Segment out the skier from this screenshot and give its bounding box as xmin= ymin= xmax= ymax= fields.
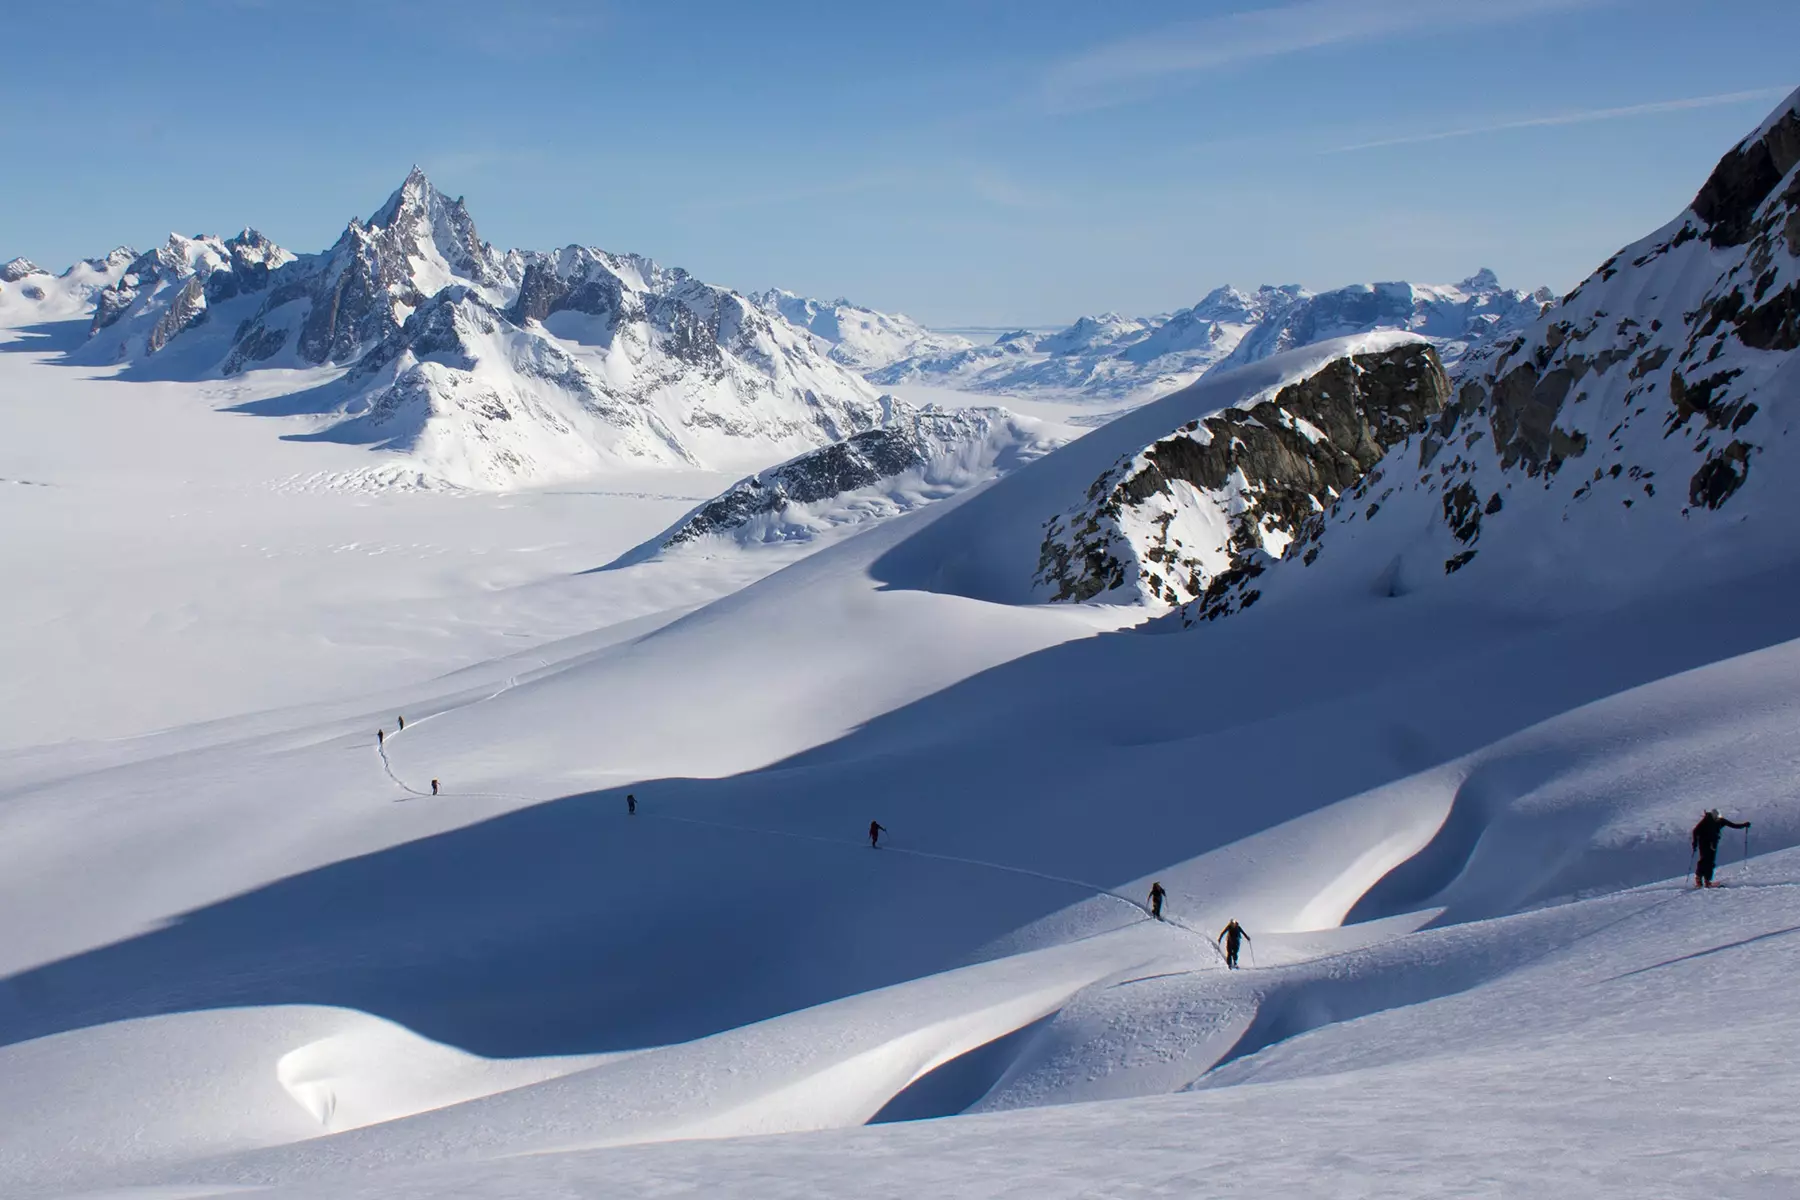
xmin=377 ymin=729 xmax=384 ymax=747
xmin=869 ymin=820 xmax=887 ymax=848
xmin=1148 ymin=881 xmax=1166 ymax=920
xmin=1218 ymin=919 xmax=1251 ymax=969
xmin=626 ymin=793 xmax=637 ymax=815
xmin=397 ymin=715 xmax=404 ymax=731
xmin=431 ymin=778 xmax=439 ymax=796
xmin=1692 ymin=808 xmax=1750 ymax=888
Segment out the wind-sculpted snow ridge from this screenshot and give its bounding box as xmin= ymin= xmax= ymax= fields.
xmin=22 ymin=167 xmax=885 ymax=488
xmin=752 ymin=289 xmax=973 ymax=370
xmin=1036 ymin=341 xmax=1450 ymax=606
xmin=869 ymin=274 xmax=1544 ymax=403
xmin=617 ymin=398 xmax=1059 ymax=563
xmin=1188 ymin=85 xmax=1800 ymax=624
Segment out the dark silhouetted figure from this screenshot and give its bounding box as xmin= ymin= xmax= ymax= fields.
xmin=431 ymin=779 xmax=439 ymax=796
xmin=627 ymin=793 xmax=637 ymax=815
xmin=1148 ymin=881 xmax=1166 ymax=920
xmin=869 ymin=820 xmax=887 ymax=848
xmin=1693 ymin=808 xmax=1750 ymax=888
xmin=397 ymin=715 xmax=404 ymax=731
xmin=1218 ymin=920 xmax=1250 ymax=969
xmin=377 ymin=729 xmax=384 ymax=746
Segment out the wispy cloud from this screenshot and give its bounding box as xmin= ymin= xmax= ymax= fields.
xmin=1327 ymin=87 xmax=1795 ymax=152
xmin=1044 ymin=0 xmax=1604 ymax=113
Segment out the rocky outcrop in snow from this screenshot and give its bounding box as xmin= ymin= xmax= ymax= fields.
xmin=1 ymin=258 xmax=47 ymax=284
xmin=751 ymin=290 xmax=971 ymax=371
xmin=1035 ymin=342 xmax=1450 ymax=606
xmin=1189 ymin=87 xmax=1800 ymax=622
xmin=85 ymin=231 xmax=293 ymax=357
xmin=627 ymin=399 xmax=1055 ymax=560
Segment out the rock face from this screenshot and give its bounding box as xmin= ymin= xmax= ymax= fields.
xmin=635 ymin=400 xmax=1054 ymax=558
xmin=87 ymin=230 xmax=293 ymax=354
xmin=1036 ymin=342 xmax=1450 ymax=606
xmin=1188 ymin=86 xmax=1800 ymax=622
xmin=750 ymin=290 xmax=971 ymax=371
xmin=1 ymin=258 xmax=46 ymax=284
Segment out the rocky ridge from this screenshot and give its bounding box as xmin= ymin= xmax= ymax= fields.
xmin=1035 ymin=341 xmax=1451 ymax=606
xmin=1186 ymin=86 xmax=1800 ymax=623
xmin=630 ymin=398 xmax=1054 ymax=560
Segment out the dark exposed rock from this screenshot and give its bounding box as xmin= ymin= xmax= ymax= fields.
xmin=658 ymin=404 xmax=1011 ymax=548
xmin=1443 ymin=481 xmax=1482 ymax=544
xmin=145 ymin=276 xmax=208 ymax=354
xmin=1444 ymin=550 xmax=1477 ymax=575
xmin=1734 ymin=282 xmax=1800 ymax=350
xmin=1692 ymin=107 xmax=1800 ymax=247
xmin=1 ymin=257 xmax=46 ymax=283
xmin=221 ymin=325 xmax=288 ymax=374
xmin=1039 ymin=342 xmax=1451 ymax=605
xmin=1689 ymin=440 xmax=1753 ymax=509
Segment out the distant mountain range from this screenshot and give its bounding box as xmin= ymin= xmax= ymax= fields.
xmin=749 ymin=290 xmax=971 ymax=371
xmin=864 ymin=271 xmax=1552 ymax=402
xmin=2 ymin=170 xmax=1551 ymax=494
xmin=3 ymin=169 xmax=887 ymax=489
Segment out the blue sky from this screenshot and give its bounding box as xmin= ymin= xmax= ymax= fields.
xmin=3 ymin=0 xmax=1795 ymax=325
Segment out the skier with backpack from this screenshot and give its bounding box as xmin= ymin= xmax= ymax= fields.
xmin=869 ymin=820 xmax=886 ymax=848
xmin=1218 ymin=919 xmax=1251 ymax=969
xmin=626 ymin=793 xmax=637 ymax=815
xmin=1692 ymin=808 xmax=1750 ymax=888
xmin=1148 ymin=881 xmax=1166 ymax=920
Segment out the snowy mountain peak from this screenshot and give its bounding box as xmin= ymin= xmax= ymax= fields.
xmin=1 ymin=257 xmax=46 ymax=283
xmin=748 ymin=289 xmax=971 ymax=370
xmin=356 ymin=166 xmax=509 ymax=295
xmin=363 ymin=166 xmax=503 ymax=289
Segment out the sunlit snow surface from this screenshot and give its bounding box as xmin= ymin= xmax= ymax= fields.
xmin=5 ymin=256 xmax=1800 ymax=1195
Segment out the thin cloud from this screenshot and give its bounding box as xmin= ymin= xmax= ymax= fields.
xmin=1327 ymin=87 xmax=1795 ymax=152
xmin=1045 ymin=0 xmax=1604 ymax=113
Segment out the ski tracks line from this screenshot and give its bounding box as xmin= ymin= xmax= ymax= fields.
xmin=640 ymin=810 xmax=1190 ymax=933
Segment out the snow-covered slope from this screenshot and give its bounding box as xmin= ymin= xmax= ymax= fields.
xmin=752 ymin=289 xmax=972 ymax=370
xmin=871 ymin=274 xmax=1544 ymax=404
xmin=6 ymin=86 xmax=1800 ymax=1200
xmin=618 ymin=398 xmax=1059 ymax=562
